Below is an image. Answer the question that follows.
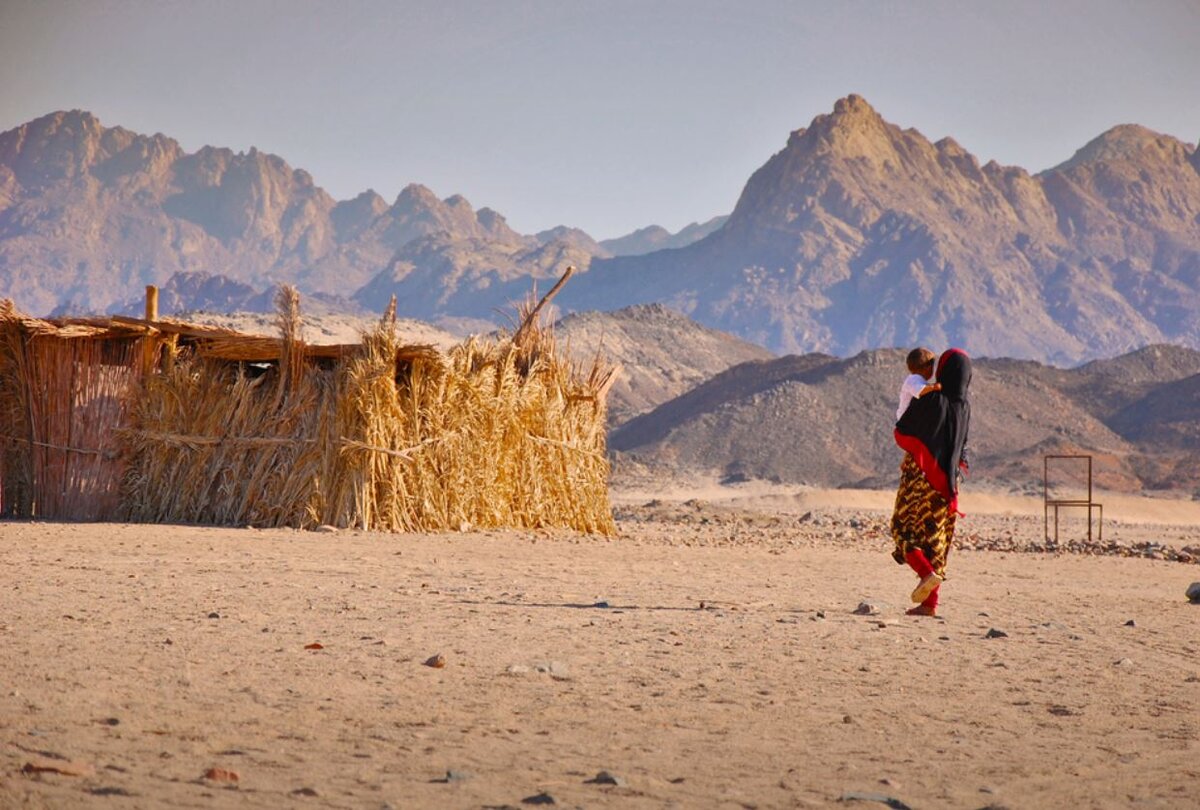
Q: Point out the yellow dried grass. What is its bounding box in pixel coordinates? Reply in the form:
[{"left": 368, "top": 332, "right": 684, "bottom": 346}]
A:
[{"left": 118, "top": 282, "right": 616, "bottom": 534}]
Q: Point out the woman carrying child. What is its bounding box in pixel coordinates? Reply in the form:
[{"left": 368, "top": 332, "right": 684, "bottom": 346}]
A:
[{"left": 891, "top": 348, "right": 972, "bottom": 617}]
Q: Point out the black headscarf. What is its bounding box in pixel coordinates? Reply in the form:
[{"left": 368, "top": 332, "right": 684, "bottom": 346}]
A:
[{"left": 894, "top": 349, "right": 972, "bottom": 512}]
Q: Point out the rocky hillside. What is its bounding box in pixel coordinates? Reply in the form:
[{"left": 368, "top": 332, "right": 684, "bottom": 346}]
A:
[
  {"left": 560, "top": 96, "right": 1200, "bottom": 363},
  {"left": 554, "top": 304, "right": 774, "bottom": 425},
  {"left": 352, "top": 231, "right": 595, "bottom": 320},
  {"left": 611, "top": 345, "right": 1200, "bottom": 495}
]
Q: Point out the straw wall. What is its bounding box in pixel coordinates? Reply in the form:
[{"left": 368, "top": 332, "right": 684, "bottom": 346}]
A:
[
  {"left": 326, "top": 306, "right": 615, "bottom": 533},
  {"left": 0, "top": 304, "right": 32, "bottom": 516},
  {"left": 0, "top": 302, "right": 147, "bottom": 520},
  {"left": 120, "top": 293, "right": 616, "bottom": 534}
]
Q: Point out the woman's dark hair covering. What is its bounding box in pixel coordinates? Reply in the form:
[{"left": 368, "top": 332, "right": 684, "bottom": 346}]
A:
[{"left": 894, "top": 349, "right": 972, "bottom": 510}]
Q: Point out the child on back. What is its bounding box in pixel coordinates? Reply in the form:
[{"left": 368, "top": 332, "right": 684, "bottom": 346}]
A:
[{"left": 896, "top": 347, "right": 941, "bottom": 421}]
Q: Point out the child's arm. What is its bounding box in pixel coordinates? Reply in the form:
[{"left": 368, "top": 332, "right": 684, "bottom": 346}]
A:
[{"left": 917, "top": 382, "right": 941, "bottom": 397}]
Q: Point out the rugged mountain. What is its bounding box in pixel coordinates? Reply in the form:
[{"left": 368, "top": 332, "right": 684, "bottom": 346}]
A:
[
  {"left": 559, "top": 96, "right": 1200, "bottom": 363},
  {"left": 535, "top": 226, "right": 609, "bottom": 256},
  {"left": 352, "top": 230, "right": 593, "bottom": 320},
  {"left": 599, "top": 216, "right": 728, "bottom": 256},
  {"left": 6, "top": 100, "right": 1200, "bottom": 364},
  {"left": 553, "top": 304, "right": 774, "bottom": 426},
  {"left": 299, "top": 184, "right": 539, "bottom": 297},
  {"left": 610, "top": 345, "right": 1200, "bottom": 494},
  {"left": 1038, "top": 126, "right": 1200, "bottom": 343},
  {"left": 0, "top": 110, "right": 340, "bottom": 314},
  {"left": 0, "top": 110, "right": 603, "bottom": 316}
]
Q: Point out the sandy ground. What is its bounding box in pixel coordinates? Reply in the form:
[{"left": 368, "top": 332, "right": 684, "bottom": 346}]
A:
[
  {"left": 2, "top": 495, "right": 1199, "bottom": 809},
  {"left": 611, "top": 477, "right": 1200, "bottom": 529}
]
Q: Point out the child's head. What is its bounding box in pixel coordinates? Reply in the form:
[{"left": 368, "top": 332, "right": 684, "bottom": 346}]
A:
[{"left": 906, "top": 347, "right": 936, "bottom": 376}]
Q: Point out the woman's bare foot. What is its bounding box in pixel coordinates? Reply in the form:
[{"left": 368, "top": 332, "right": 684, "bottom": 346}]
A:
[{"left": 906, "top": 604, "right": 937, "bottom": 617}]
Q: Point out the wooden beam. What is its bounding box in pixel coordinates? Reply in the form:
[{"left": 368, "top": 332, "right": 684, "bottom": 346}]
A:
[
  {"left": 144, "top": 285, "right": 159, "bottom": 322},
  {"left": 142, "top": 286, "right": 159, "bottom": 375}
]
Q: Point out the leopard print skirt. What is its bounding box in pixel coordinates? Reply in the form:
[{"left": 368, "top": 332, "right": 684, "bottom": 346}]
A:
[{"left": 891, "top": 453, "right": 956, "bottom": 576}]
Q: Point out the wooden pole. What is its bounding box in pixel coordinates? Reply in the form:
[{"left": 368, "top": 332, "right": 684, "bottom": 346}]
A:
[
  {"left": 144, "top": 285, "right": 159, "bottom": 322},
  {"left": 142, "top": 285, "right": 159, "bottom": 376}
]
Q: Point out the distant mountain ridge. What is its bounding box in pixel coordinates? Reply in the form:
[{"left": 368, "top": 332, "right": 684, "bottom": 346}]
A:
[
  {"left": 610, "top": 343, "right": 1200, "bottom": 494},
  {"left": 0, "top": 109, "right": 606, "bottom": 316},
  {"left": 3, "top": 98, "right": 1200, "bottom": 363},
  {"left": 598, "top": 216, "right": 729, "bottom": 256},
  {"left": 0, "top": 109, "right": 726, "bottom": 320},
  {"left": 560, "top": 96, "right": 1200, "bottom": 363}
]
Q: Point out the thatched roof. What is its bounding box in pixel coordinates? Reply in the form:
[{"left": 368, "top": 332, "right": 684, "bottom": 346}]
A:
[{"left": 0, "top": 305, "right": 441, "bottom": 365}]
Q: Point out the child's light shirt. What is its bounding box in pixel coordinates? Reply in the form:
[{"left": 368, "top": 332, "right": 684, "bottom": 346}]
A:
[{"left": 896, "top": 373, "right": 932, "bottom": 421}]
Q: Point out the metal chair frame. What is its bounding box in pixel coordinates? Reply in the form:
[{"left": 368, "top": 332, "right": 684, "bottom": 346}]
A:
[{"left": 1043, "top": 454, "right": 1102, "bottom": 543}]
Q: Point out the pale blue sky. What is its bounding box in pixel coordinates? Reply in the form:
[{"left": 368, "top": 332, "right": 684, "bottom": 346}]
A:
[{"left": 2, "top": 0, "right": 1198, "bottom": 239}]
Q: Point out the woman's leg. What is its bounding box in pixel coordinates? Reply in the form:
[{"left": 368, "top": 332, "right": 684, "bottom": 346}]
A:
[
  {"left": 892, "top": 454, "right": 949, "bottom": 616},
  {"left": 905, "top": 548, "right": 943, "bottom": 606},
  {"left": 904, "top": 548, "right": 933, "bottom": 578},
  {"left": 908, "top": 584, "right": 939, "bottom": 616},
  {"left": 921, "top": 586, "right": 939, "bottom": 610}
]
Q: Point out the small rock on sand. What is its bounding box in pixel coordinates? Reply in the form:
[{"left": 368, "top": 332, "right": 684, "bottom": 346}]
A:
[
  {"left": 588, "top": 770, "right": 627, "bottom": 787},
  {"left": 202, "top": 767, "right": 239, "bottom": 783},
  {"left": 22, "top": 758, "right": 96, "bottom": 777},
  {"left": 985, "top": 628, "right": 1008, "bottom": 639},
  {"left": 1185, "top": 582, "right": 1200, "bottom": 603},
  {"left": 839, "top": 791, "right": 914, "bottom": 809},
  {"left": 424, "top": 653, "right": 447, "bottom": 668},
  {"left": 533, "top": 661, "right": 570, "bottom": 680},
  {"left": 853, "top": 602, "right": 881, "bottom": 616}
]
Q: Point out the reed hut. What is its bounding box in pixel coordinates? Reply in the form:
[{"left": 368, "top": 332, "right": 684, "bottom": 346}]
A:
[{"left": 0, "top": 276, "right": 616, "bottom": 534}]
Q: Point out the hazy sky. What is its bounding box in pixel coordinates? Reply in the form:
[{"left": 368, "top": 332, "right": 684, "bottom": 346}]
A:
[{"left": 2, "top": 1, "right": 1198, "bottom": 239}]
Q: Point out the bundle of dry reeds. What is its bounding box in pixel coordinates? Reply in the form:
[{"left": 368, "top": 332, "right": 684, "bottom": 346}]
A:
[
  {"left": 120, "top": 280, "right": 616, "bottom": 534},
  {"left": 120, "top": 287, "right": 335, "bottom": 527},
  {"left": 323, "top": 294, "right": 615, "bottom": 533}
]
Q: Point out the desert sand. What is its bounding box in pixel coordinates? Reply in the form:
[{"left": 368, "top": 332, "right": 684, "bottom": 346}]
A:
[{"left": 2, "top": 486, "right": 1199, "bottom": 809}]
